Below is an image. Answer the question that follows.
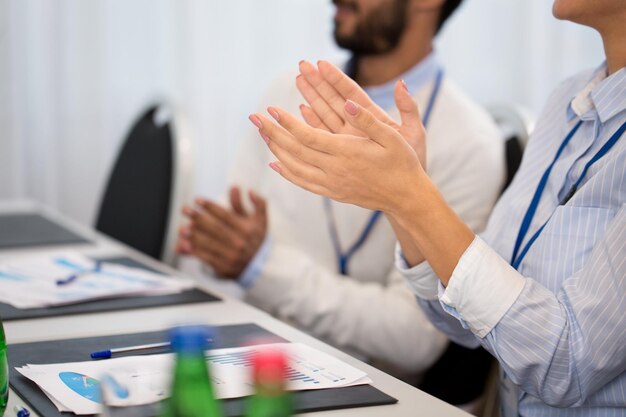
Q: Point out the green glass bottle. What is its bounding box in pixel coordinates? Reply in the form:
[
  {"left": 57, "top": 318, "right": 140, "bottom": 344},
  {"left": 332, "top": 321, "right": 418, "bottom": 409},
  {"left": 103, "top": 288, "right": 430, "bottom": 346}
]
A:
[
  {"left": 159, "top": 325, "right": 222, "bottom": 417},
  {"left": 245, "top": 348, "right": 293, "bottom": 417},
  {"left": 0, "top": 316, "right": 8, "bottom": 417}
]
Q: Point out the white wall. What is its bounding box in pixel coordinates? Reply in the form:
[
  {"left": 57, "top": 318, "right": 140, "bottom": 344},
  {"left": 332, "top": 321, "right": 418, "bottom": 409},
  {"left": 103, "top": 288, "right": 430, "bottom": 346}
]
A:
[
  {"left": 437, "top": 0, "right": 604, "bottom": 112},
  {"left": 0, "top": 0, "right": 345, "bottom": 224},
  {"left": 0, "top": 0, "right": 604, "bottom": 226}
]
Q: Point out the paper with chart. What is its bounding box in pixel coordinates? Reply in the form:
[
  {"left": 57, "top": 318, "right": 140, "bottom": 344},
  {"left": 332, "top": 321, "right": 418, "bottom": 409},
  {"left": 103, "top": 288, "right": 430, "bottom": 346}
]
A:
[
  {"left": 0, "top": 252, "right": 192, "bottom": 308},
  {"left": 16, "top": 343, "right": 372, "bottom": 415}
]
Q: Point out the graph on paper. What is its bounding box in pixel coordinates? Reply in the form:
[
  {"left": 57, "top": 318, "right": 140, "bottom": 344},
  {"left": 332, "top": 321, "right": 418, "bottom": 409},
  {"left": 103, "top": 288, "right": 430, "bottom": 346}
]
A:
[
  {"left": 17, "top": 342, "right": 372, "bottom": 415},
  {"left": 207, "top": 350, "right": 320, "bottom": 384}
]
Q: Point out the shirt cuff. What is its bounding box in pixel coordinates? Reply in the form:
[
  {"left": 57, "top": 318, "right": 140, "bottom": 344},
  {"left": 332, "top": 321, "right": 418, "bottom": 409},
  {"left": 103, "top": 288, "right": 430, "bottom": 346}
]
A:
[
  {"left": 238, "top": 235, "right": 272, "bottom": 288},
  {"left": 394, "top": 243, "right": 439, "bottom": 300},
  {"left": 439, "top": 236, "right": 526, "bottom": 338}
]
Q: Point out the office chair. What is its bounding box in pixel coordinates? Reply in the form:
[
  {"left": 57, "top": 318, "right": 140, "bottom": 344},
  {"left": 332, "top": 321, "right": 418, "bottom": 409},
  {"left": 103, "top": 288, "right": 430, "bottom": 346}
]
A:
[
  {"left": 488, "top": 104, "right": 535, "bottom": 191},
  {"left": 95, "top": 104, "right": 193, "bottom": 265}
]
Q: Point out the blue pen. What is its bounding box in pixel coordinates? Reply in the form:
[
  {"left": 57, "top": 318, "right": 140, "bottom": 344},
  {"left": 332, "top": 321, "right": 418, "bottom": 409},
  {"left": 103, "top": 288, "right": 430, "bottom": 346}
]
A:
[
  {"left": 56, "top": 261, "right": 101, "bottom": 286},
  {"left": 91, "top": 341, "right": 171, "bottom": 359},
  {"left": 14, "top": 406, "right": 30, "bottom": 417},
  {"left": 91, "top": 338, "right": 213, "bottom": 359}
]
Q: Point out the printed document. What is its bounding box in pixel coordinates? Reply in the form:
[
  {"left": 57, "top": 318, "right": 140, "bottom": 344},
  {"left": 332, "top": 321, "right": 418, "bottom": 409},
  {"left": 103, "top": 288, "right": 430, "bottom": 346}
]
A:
[
  {"left": 16, "top": 343, "right": 372, "bottom": 415},
  {"left": 0, "top": 252, "right": 192, "bottom": 308}
]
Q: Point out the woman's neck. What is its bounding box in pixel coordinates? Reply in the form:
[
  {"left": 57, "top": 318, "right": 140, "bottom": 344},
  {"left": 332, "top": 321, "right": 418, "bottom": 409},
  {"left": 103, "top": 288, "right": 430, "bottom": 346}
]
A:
[{"left": 599, "top": 20, "right": 626, "bottom": 74}]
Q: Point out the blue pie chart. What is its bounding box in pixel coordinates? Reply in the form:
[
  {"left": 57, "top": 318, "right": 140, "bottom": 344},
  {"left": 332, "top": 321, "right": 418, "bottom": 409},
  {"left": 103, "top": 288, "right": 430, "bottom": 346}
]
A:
[{"left": 59, "top": 371, "right": 101, "bottom": 403}]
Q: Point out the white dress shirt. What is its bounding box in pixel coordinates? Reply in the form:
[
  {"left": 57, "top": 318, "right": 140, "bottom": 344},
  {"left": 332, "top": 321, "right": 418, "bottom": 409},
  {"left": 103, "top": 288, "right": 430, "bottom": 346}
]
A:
[{"left": 225, "top": 53, "right": 505, "bottom": 374}]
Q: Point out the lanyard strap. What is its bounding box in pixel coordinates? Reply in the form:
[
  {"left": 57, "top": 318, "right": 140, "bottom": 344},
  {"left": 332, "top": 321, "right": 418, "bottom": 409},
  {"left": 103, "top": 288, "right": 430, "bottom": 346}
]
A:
[
  {"left": 511, "top": 119, "right": 626, "bottom": 269},
  {"left": 421, "top": 69, "right": 444, "bottom": 127},
  {"left": 326, "top": 69, "right": 444, "bottom": 275},
  {"left": 324, "top": 199, "right": 383, "bottom": 275}
]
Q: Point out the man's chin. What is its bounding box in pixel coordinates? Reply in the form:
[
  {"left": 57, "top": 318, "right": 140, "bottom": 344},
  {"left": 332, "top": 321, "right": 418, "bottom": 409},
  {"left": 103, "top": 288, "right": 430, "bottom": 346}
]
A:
[{"left": 334, "top": 32, "right": 354, "bottom": 47}]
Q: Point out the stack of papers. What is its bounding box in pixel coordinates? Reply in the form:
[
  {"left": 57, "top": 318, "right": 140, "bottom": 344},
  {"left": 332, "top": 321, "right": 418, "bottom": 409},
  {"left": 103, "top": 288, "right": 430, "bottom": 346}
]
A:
[
  {"left": 0, "top": 252, "right": 192, "bottom": 308},
  {"left": 16, "top": 343, "right": 372, "bottom": 415}
]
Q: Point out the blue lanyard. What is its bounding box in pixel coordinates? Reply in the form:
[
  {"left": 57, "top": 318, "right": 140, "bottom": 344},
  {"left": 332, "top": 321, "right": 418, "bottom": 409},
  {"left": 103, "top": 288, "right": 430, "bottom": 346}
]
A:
[
  {"left": 510, "top": 119, "right": 626, "bottom": 270},
  {"left": 326, "top": 69, "right": 444, "bottom": 275}
]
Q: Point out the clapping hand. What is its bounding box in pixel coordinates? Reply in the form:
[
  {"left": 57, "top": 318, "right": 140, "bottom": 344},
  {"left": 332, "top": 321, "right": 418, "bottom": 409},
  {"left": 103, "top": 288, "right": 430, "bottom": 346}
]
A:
[
  {"left": 248, "top": 61, "right": 428, "bottom": 216},
  {"left": 176, "top": 187, "right": 268, "bottom": 278},
  {"left": 296, "top": 60, "right": 427, "bottom": 169}
]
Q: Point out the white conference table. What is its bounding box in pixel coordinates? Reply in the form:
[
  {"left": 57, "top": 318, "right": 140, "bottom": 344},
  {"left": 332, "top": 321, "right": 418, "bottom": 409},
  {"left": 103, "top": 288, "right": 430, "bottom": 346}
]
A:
[{"left": 1, "top": 201, "right": 471, "bottom": 417}]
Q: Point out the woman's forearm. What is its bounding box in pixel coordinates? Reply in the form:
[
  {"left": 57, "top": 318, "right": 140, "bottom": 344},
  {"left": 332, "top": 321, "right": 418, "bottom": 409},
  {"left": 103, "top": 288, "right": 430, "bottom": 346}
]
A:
[
  {"left": 386, "top": 215, "right": 426, "bottom": 267},
  {"left": 389, "top": 174, "right": 475, "bottom": 286}
]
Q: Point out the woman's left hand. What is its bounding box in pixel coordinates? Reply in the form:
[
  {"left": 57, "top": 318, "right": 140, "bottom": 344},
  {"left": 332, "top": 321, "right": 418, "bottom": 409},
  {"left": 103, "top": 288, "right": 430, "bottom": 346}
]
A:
[
  {"left": 296, "top": 60, "right": 428, "bottom": 170},
  {"left": 249, "top": 98, "right": 428, "bottom": 216}
]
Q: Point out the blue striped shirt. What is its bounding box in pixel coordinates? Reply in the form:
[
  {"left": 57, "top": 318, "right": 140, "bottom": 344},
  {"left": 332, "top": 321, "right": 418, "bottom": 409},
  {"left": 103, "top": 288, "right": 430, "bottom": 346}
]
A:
[{"left": 399, "top": 63, "right": 626, "bottom": 416}]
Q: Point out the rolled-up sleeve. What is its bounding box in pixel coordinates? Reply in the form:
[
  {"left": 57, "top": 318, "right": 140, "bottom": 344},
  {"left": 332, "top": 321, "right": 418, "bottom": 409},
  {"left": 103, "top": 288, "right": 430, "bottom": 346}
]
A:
[
  {"left": 439, "top": 208, "right": 626, "bottom": 407},
  {"left": 395, "top": 241, "right": 481, "bottom": 348},
  {"left": 439, "top": 236, "right": 526, "bottom": 338}
]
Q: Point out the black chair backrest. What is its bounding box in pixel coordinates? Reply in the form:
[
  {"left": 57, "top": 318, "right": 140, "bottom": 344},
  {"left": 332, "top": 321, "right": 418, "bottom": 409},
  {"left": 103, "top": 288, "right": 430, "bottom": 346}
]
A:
[
  {"left": 95, "top": 105, "right": 173, "bottom": 260},
  {"left": 502, "top": 134, "right": 524, "bottom": 191},
  {"left": 418, "top": 342, "right": 494, "bottom": 406},
  {"left": 487, "top": 105, "right": 534, "bottom": 194}
]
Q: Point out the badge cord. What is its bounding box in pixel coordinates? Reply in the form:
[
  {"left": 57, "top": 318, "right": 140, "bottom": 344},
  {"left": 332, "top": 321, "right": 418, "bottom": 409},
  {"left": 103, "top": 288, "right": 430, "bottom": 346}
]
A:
[
  {"left": 325, "top": 70, "right": 444, "bottom": 275},
  {"left": 510, "top": 119, "right": 626, "bottom": 270}
]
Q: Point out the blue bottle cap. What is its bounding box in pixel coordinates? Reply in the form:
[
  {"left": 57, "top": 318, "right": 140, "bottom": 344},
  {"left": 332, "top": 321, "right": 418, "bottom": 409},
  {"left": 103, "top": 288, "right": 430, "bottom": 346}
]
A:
[{"left": 169, "top": 325, "right": 214, "bottom": 354}]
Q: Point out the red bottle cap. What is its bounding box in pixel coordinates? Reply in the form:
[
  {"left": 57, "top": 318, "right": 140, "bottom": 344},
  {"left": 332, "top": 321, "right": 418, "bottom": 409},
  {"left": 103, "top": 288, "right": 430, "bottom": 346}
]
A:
[{"left": 252, "top": 348, "right": 288, "bottom": 384}]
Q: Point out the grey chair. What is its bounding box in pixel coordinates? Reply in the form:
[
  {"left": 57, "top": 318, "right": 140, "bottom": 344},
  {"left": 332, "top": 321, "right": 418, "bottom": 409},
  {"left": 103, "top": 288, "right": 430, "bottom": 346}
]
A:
[{"left": 95, "top": 103, "right": 193, "bottom": 265}]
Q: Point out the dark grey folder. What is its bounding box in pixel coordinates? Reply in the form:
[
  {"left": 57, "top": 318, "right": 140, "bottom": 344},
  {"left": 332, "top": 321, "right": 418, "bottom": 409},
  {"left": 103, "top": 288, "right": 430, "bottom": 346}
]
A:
[
  {"left": 0, "top": 256, "right": 220, "bottom": 321},
  {"left": 0, "top": 213, "right": 91, "bottom": 248},
  {"left": 8, "top": 323, "right": 397, "bottom": 416}
]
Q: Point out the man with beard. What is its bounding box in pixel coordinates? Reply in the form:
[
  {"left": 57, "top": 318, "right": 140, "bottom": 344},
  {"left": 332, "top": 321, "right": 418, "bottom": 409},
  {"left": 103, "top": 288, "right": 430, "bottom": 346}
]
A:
[{"left": 177, "top": 0, "right": 503, "bottom": 409}]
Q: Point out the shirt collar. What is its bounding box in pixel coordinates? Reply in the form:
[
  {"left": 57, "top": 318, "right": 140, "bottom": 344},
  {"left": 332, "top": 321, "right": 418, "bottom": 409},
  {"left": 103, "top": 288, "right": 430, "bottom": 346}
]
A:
[
  {"left": 567, "top": 62, "right": 626, "bottom": 123},
  {"left": 591, "top": 66, "right": 626, "bottom": 123},
  {"left": 350, "top": 51, "right": 441, "bottom": 109}
]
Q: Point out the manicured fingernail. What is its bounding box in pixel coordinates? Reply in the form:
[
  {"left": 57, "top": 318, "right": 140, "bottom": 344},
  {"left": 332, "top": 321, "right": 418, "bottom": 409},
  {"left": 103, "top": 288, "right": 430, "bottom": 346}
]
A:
[
  {"left": 249, "top": 114, "right": 262, "bottom": 128},
  {"left": 260, "top": 132, "right": 270, "bottom": 145},
  {"left": 269, "top": 162, "right": 282, "bottom": 173},
  {"left": 319, "top": 60, "right": 330, "bottom": 68},
  {"left": 268, "top": 107, "right": 280, "bottom": 121},
  {"left": 401, "top": 79, "right": 409, "bottom": 93},
  {"left": 345, "top": 100, "right": 359, "bottom": 116}
]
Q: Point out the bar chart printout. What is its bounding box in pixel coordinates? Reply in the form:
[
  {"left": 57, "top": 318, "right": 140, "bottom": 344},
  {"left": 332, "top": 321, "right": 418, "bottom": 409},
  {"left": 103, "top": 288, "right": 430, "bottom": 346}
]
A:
[{"left": 16, "top": 343, "right": 372, "bottom": 415}]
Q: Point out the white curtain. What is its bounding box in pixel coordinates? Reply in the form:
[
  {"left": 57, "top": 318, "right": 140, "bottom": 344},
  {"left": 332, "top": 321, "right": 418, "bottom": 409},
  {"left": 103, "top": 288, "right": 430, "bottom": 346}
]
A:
[{"left": 0, "top": 0, "right": 604, "bottom": 225}]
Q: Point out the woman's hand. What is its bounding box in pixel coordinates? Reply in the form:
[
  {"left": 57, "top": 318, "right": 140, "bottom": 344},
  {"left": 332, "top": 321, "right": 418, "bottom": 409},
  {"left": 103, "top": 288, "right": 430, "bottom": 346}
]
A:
[
  {"left": 296, "top": 60, "right": 427, "bottom": 170},
  {"left": 294, "top": 61, "right": 430, "bottom": 265},
  {"left": 249, "top": 65, "right": 475, "bottom": 282},
  {"left": 249, "top": 97, "right": 428, "bottom": 217}
]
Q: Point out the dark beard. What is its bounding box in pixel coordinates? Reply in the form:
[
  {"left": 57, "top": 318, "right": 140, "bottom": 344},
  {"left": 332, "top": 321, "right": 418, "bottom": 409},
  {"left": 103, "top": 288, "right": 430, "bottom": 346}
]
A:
[{"left": 333, "top": 0, "right": 409, "bottom": 56}]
